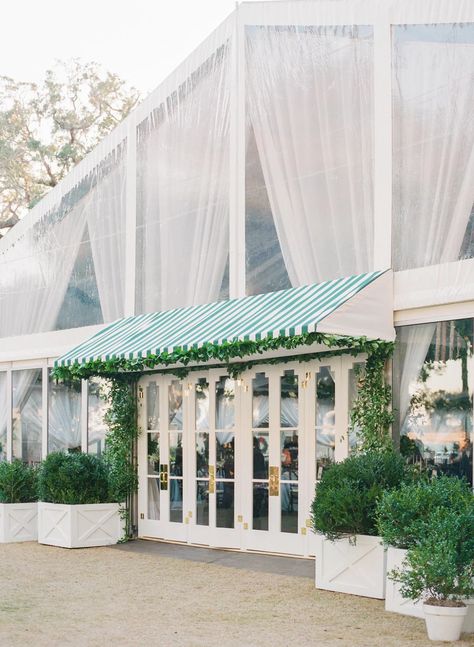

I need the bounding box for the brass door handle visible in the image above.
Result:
[160,464,168,490]
[269,466,279,496]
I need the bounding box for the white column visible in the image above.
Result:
[229,5,246,299]
[42,364,48,460]
[6,367,12,462]
[124,117,137,316]
[81,379,89,453]
[373,4,392,271]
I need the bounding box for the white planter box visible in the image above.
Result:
[0,502,37,543]
[315,533,386,599]
[385,547,424,618]
[38,502,122,548]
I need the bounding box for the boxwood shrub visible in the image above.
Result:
[0,460,38,504]
[377,475,473,549]
[38,452,113,505]
[311,452,409,540]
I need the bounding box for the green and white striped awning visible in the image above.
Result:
[56,270,394,367]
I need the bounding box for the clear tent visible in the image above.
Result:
[0,1,473,459]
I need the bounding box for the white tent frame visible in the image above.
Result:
[0,0,473,462]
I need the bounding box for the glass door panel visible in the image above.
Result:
[280,370,299,534]
[138,376,187,542]
[315,365,336,480]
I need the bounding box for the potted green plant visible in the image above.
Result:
[390,508,474,642]
[38,452,122,548]
[311,451,408,599]
[377,475,473,621]
[0,460,38,543]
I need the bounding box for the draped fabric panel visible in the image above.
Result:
[392,24,474,272]
[48,377,82,453]
[246,25,374,288]
[12,369,42,464]
[0,372,6,461]
[0,144,127,338]
[136,27,232,314]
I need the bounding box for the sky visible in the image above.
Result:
[0,0,260,95]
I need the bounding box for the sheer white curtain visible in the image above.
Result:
[281,398,299,428]
[12,369,42,463]
[393,26,474,271]
[252,395,269,428]
[48,382,82,453]
[138,45,231,313]
[246,25,374,286]
[0,201,87,338]
[86,153,127,322]
[0,372,7,461]
[396,324,436,434]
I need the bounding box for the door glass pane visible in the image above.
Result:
[281,483,298,534]
[148,478,160,520]
[216,482,234,528]
[281,370,298,427]
[146,381,159,430]
[252,483,269,531]
[147,433,160,475]
[48,373,82,453]
[252,373,269,428]
[316,366,336,479]
[12,369,42,463]
[169,431,183,476]
[196,432,209,477]
[280,430,298,480]
[196,481,209,526]
[168,380,183,430]
[0,372,6,461]
[170,480,183,522]
[195,378,209,430]
[253,431,269,479]
[216,432,234,478]
[216,376,235,429]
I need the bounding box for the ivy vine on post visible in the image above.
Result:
[350,343,395,454]
[102,376,140,540]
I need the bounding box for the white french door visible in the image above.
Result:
[138,375,188,542]
[137,355,363,555]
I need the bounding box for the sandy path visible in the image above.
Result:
[0,542,473,647]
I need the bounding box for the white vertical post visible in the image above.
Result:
[6,367,12,462]
[81,379,89,453]
[42,364,48,459]
[373,4,392,271]
[124,117,137,317]
[229,4,246,299]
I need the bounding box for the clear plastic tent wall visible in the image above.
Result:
[0,134,127,338]
[0,0,473,341]
[136,26,232,313]
[245,23,374,294]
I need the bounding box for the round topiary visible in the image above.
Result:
[311,451,409,540]
[38,452,113,505]
[377,475,474,549]
[0,460,38,504]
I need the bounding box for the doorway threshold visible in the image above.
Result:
[113,538,314,578]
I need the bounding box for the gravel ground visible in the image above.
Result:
[1,542,473,647]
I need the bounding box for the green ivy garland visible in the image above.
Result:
[102,376,139,540]
[350,345,395,454]
[52,332,392,381]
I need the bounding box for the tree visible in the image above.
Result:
[0,60,140,235]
